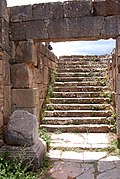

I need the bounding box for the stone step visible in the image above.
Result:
[58,60,108,65]
[50,97,110,104]
[53,92,109,98]
[59,56,108,62]
[57,68,107,73]
[44,110,112,117]
[46,104,111,110]
[54,86,109,92]
[40,124,112,133]
[54,81,107,87]
[42,116,111,125]
[57,72,107,77]
[56,77,107,82]
[58,64,108,69]
[50,133,112,149]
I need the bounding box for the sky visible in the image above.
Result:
[7,0,116,57]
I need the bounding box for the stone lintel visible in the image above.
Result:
[9,15,118,42]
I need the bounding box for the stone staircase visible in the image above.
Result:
[40,55,118,179]
[41,55,113,133]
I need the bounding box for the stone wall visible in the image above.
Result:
[9,0,120,41]
[0,0,11,141]
[11,40,58,121]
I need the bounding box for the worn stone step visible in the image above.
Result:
[59,56,108,62]
[42,116,111,125]
[57,68,107,73]
[57,72,107,77]
[58,64,108,69]
[53,92,109,98]
[46,104,111,110]
[44,110,112,117]
[58,60,108,65]
[50,97,110,104]
[56,77,107,82]
[54,86,109,92]
[50,133,112,149]
[40,124,112,133]
[55,81,107,87]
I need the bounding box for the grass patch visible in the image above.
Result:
[0,152,52,179]
[0,152,37,179]
[39,127,51,151]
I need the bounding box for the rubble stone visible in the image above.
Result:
[5,110,39,146]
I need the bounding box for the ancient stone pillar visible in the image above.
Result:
[0,0,11,142]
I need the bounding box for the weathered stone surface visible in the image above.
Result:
[64,16,104,39]
[10,5,32,22]
[116,36,120,57]
[116,74,120,93]
[42,66,49,85]
[0,0,9,22]
[0,138,46,169]
[11,64,33,88]
[5,110,39,146]
[2,52,10,85]
[12,88,38,108]
[3,86,11,125]
[34,68,42,84]
[33,2,63,20]
[63,1,92,18]
[0,18,10,52]
[14,40,37,65]
[10,22,26,41]
[104,15,119,38]
[12,107,38,118]
[97,156,120,179]
[26,20,47,40]
[93,0,120,16]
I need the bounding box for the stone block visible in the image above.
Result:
[104,16,119,38]
[0,0,9,22]
[12,88,38,108]
[11,64,33,88]
[10,5,32,22]
[10,22,26,41]
[66,16,104,39]
[93,0,120,16]
[2,52,10,85]
[0,18,10,52]
[63,1,92,18]
[12,107,38,119]
[0,138,46,169]
[34,68,42,84]
[42,66,49,85]
[26,20,47,40]
[14,40,37,65]
[47,18,68,40]
[3,86,11,125]
[5,110,39,146]
[33,2,63,20]
[116,36,120,57]
[0,115,3,129]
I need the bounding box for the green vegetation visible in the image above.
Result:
[110,113,116,133]
[0,152,37,179]
[0,152,52,179]
[39,127,51,151]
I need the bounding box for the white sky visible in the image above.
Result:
[7,0,116,57]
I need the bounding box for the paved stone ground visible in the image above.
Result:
[43,133,120,179]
